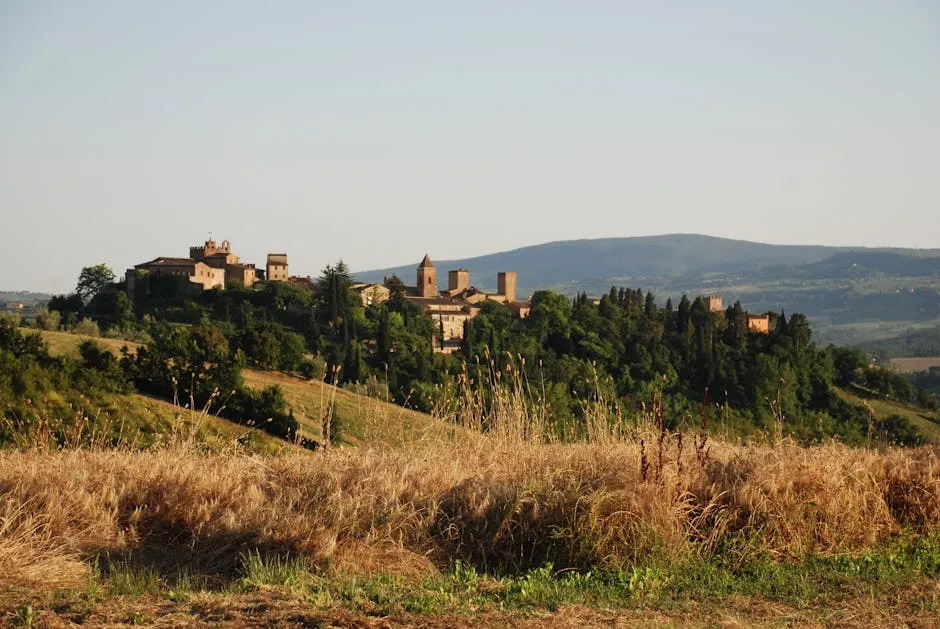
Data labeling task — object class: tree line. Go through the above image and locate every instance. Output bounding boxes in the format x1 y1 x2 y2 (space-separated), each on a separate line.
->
27 262 938 446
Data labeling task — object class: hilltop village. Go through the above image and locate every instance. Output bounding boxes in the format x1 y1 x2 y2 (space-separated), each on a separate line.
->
125 236 772 353
127 238 533 353
23 235 915 452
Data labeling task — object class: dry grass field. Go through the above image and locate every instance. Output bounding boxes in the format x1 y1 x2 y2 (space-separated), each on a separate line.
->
2 345 938 626
37 329 140 358
241 368 472 447
0 421 937 626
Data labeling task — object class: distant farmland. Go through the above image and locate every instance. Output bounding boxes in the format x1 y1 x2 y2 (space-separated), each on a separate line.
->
890 357 940 373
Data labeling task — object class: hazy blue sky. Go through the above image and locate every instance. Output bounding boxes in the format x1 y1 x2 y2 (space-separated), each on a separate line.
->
2 1 938 293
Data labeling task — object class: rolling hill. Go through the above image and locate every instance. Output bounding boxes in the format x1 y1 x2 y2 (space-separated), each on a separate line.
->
35 329 460 451
355 234 854 295
356 234 940 346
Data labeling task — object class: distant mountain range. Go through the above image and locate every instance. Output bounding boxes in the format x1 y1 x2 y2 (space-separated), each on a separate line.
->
355 234 940 296
356 234 940 346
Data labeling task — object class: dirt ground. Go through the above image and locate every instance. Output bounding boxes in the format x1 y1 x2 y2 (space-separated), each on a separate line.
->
4 581 938 629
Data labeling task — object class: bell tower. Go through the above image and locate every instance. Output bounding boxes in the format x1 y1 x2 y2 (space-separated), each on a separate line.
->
416 254 437 298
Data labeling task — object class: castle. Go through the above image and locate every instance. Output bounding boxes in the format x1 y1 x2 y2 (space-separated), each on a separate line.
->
128 238 288 296
700 294 771 334
353 254 530 353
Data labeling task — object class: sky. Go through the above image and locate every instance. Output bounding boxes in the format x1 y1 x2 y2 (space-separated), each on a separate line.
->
1 1 939 293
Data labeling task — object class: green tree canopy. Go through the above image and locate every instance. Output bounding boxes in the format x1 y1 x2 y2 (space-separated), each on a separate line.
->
76 264 116 304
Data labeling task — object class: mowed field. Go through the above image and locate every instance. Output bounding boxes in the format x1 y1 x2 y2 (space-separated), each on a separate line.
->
891 357 940 373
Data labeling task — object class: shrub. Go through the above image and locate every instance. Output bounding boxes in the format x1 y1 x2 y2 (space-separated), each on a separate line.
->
342 375 389 400
35 310 60 331
72 318 100 337
300 355 327 381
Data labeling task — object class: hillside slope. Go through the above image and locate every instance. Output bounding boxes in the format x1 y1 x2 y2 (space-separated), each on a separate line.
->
34 329 462 450
835 386 940 444
34 330 282 453
38 329 140 357
242 369 472 447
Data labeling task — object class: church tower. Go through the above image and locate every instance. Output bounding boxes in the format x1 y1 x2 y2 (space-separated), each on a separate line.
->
416 254 437 298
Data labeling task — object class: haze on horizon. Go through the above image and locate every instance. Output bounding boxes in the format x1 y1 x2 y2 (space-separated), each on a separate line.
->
1 1 939 294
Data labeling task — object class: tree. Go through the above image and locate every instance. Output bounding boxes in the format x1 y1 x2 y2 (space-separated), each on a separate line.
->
48 293 84 327
87 289 134 330
76 264 116 304
35 309 61 331
385 275 407 311
318 261 355 333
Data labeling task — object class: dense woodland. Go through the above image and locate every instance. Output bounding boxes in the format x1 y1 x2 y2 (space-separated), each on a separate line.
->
5 262 937 447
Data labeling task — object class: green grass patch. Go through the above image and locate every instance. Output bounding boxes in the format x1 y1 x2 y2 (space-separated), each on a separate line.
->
103 559 161 597
835 387 940 443
237 550 312 590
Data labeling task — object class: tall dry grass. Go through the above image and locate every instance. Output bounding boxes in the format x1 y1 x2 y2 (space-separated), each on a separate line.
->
2 357 938 590
0 434 937 589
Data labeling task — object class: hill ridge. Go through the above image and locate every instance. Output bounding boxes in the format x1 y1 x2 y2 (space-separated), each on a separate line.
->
355 233 940 297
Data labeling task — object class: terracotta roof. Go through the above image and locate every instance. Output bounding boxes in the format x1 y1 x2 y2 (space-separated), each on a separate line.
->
418 254 434 268
405 296 467 307
136 257 199 268
352 283 388 292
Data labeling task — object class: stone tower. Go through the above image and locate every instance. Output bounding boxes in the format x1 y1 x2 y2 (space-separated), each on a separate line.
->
267 253 289 282
704 295 723 313
417 254 437 298
498 272 517 302
448 268 470 293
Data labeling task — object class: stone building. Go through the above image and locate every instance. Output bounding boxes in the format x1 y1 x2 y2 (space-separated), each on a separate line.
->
131 257 225 291
693 294 772 335
267 254 289 282
498 272 518 303
352 282 391 307
127 237 283 297
189 238 257 287
287 276 317 291
704 295 723 313
387 254 530 353
445 269 470 296
747 314 771 334
224 263 257 286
